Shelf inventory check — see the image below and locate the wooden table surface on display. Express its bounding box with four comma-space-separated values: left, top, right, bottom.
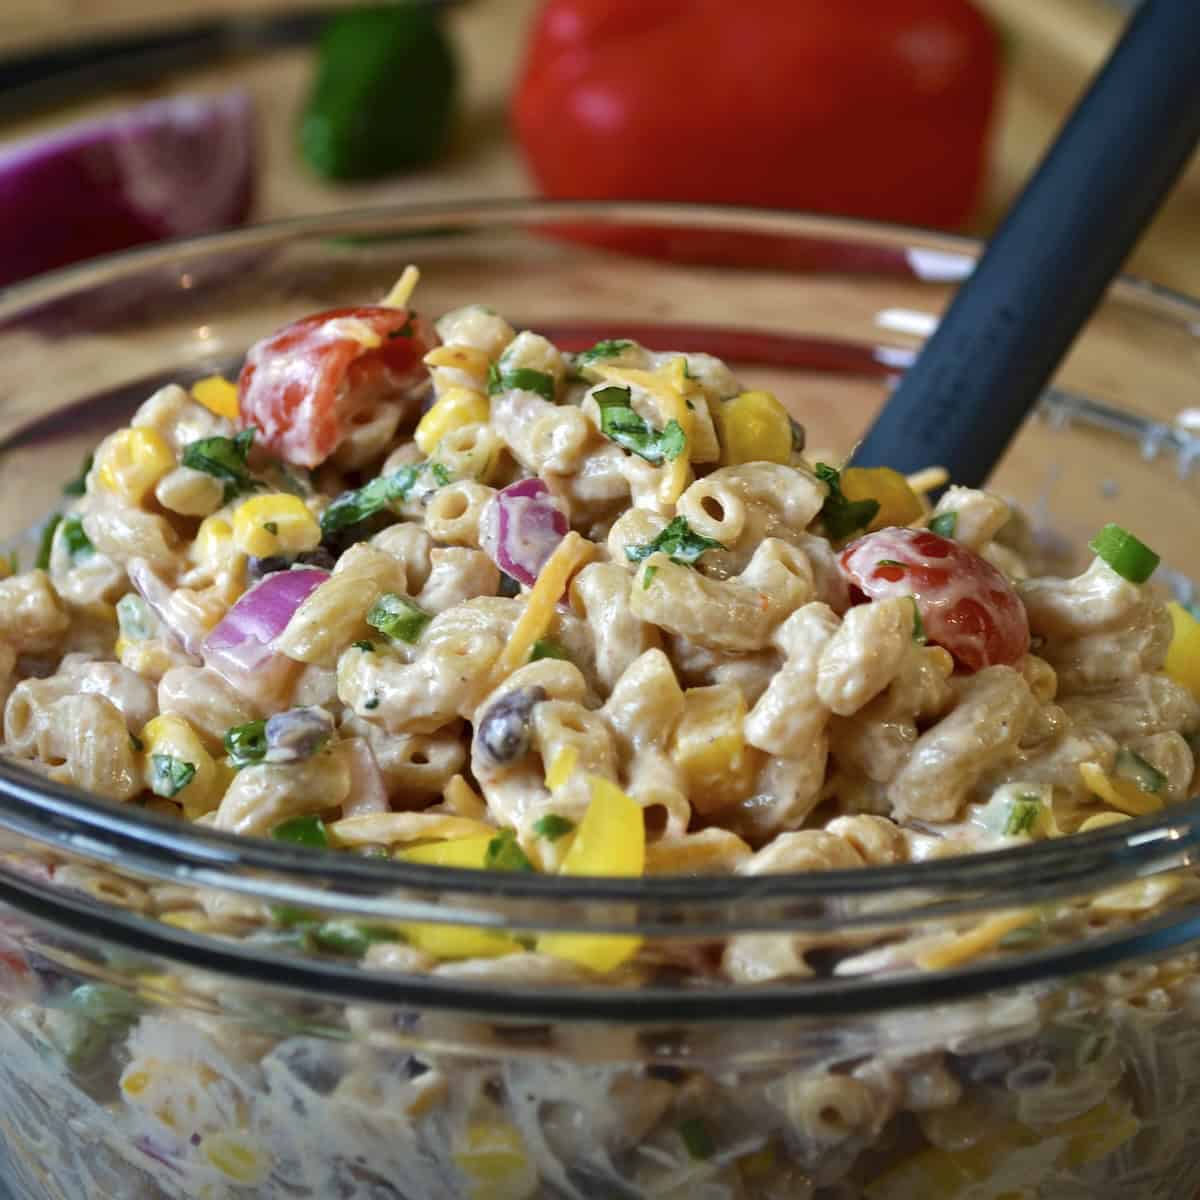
2, 0, 1199, 297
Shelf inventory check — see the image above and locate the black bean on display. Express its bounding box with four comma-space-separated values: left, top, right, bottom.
297, 546, 337, 571
473, 686, 547, 766
247, 555, 290, 580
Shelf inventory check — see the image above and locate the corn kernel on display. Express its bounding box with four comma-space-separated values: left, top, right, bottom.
717, 390, 793, 465
414, 387, 491, 455
141, 715, 224, 818
545, 745, 578, 792
96, 428, 175, 505
424, 345, 492, 376
538, 776, 644, 972
453, 1121, 538, 1200
1165, 602, 1200, 699
671, 684, 761, 814
841, 467, 926, 530
190, 375, 239, 421
231, 493, 320, 558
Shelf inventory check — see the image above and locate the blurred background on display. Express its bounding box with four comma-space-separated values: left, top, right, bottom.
0, 0, 1196, 294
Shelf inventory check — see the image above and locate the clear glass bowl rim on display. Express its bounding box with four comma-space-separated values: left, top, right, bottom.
2, 198, 1200, 1019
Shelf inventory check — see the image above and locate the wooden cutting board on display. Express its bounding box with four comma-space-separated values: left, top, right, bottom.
0, 0, 1197, 295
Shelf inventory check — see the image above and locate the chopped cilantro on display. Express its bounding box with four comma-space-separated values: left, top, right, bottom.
352, 640, 375, 652
643, 565, 658, 589
150, 755, 195, 798
626, 516, 724, 567
271, 814, 330, 849
320, 461, 445, 536
367, 593, 431, 644
62, 451, 94, 496
910, 597, 926, 644
225, 719, 268, 768
679, 1118, 714, 1159
533, 814, 574, 842
364, 696, 381, 711
576, 339, 633, 364
1004, 797, 1042, 836
182, 428, 259, 503
263, 521, 279, 536
876, 559, 904, 568
593, 385, 687, 465
35, 514, 62, 570
309, 920, 399, 957
530, 638, 569, 663
487, 364, 556, 403
484, 829, 534, 872
59, 516, 94, 561
814, 462, 879, 542
929, 511, 958, 538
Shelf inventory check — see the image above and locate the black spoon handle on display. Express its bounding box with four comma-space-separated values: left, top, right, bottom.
849, 0, 1200, 487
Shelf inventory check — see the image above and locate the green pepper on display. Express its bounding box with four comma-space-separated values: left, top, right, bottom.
299, 5, 458, 181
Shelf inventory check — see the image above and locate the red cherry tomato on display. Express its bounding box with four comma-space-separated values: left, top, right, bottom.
838, 527, 1030, 671
238, 306, 433, 468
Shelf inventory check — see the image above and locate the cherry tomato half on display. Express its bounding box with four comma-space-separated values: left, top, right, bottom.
838, 527, 1030, 671
238, 305, 433, 468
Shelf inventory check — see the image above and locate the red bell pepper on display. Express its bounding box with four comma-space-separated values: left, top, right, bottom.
513, 0, 1000, 231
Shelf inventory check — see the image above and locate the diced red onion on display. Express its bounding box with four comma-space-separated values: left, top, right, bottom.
339, 739, 390, 818
479, 477, 569, 588
127, 558, 205, 660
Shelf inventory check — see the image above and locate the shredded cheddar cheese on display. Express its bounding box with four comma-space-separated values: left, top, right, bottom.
491, 532, 594, 683
916, 909, 1038, 971
381, 264, 420, 308
592, 361, 693, 503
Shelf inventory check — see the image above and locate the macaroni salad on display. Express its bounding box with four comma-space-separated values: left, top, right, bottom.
2, 269, 1200, 1199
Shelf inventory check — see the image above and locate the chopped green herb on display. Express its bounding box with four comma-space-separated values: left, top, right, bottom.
150, 754, 196, 798
35, 513, 62, 570
364, 696, 381, 711
59, 516, 94, 562
593, 385, 687, 465
484, 829, 534, 873
271, 814, 330, 849
1004, 796, 1042, 836
679, 1118, 714, 1159
271, 903, 319, 929
367, 593, 432, 644
929, 511, 958, 538
814, 463, 879, 542
530, 637, 569, 663
62, 451, 94, 496
643, 565, 658, 588
310, 920, 399, 957
497, 572, 522, 598
182, 428, 258, 503
320, 461, 445, 536
225, 719, 268, 768
910, 597, 926, 644
1114, 747, 1167, 794
1088, 523, 1159, 584
352, 640, 375, 652
533, 814, 574, 842
876, 559, 905, 568
129, 734, 144, 753
388, 314, 416, 339
116, 594, 154, 641
681, 360, 694, 380
577, 339, 634, 365
263, 521, 279, 536
626, 516, 724, 567
487, 365, 556, 403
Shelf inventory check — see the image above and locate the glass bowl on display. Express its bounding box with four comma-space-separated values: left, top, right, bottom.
0, 201, 1199, 1200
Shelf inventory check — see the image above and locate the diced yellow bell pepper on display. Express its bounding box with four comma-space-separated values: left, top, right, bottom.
414, 387, 491, 455
192, 515, 241, 571
397, 835, 493, 868
1165, 602, 1200, 699
199, 1132, 269, 1186
140, 714, 226, 819
670, 684, 761, 814
453, 1121, 539, 1200
537, 776, 644, 973
1078, 761, 1163, 816
840, 466, 926, 530
717, 390, 793, 465
231, 493, 321, 558
96, 428, 175, 505
544, 745, 578, 792
190, 376, 239, 421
